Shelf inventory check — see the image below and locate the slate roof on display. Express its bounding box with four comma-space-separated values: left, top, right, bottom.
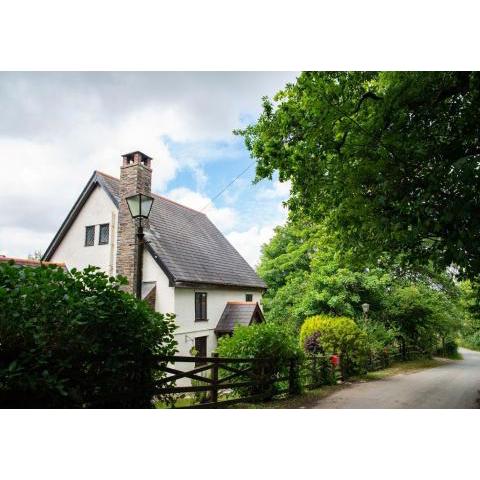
43, 171, 267, 290
215, 301, 265, 334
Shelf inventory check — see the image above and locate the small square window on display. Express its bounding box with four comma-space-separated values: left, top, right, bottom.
99, 223, 109, 245
85, 225, 95, 246
246, 293, 253, 302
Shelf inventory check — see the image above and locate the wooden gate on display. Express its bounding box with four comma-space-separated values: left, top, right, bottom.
155, 353, 293, 408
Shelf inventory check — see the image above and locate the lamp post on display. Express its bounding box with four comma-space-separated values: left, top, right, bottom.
361, 302, 370, 320
125, 193, 154, 299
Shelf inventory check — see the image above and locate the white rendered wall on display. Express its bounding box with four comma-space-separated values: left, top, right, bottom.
174, 288, 262, 356
49, 185, 264, 359
142, 249, 175, 314
50, 186, 118, 275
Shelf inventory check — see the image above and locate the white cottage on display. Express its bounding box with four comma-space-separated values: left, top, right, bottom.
42, 151, 266, 357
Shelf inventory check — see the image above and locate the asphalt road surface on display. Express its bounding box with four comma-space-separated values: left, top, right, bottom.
313, 348, 480, 409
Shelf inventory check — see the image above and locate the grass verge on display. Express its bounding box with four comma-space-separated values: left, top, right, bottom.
359, 357, 446, 381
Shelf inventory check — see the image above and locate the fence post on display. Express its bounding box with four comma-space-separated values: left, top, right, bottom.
401, 338, 406, 361
211, 352, 219, 404
288, 357, 298, 395
339, 354, 345, 382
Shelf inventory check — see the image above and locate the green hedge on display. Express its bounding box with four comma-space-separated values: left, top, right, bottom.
216, 322, 303, 398
299, 314, 367, 375
0, 263, 177, 408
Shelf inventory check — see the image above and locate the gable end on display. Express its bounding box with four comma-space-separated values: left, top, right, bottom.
42, 172, 118, 261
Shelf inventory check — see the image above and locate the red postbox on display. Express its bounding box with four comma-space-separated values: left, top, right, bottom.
330, 354, 340, 366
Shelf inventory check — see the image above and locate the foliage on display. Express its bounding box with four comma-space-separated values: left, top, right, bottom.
303, 331, 321, 354
461, 331, 480, 351
301, 353, 337, 387
191, 370, 211, 405
299, 315, 367, 375
437, 338, 458, 357
258, 220, 391, 329
358, 320, 398, 354
28, 250, 43, 261
458, 280, 480, 350
258, 218, 463, 355
383, 280, 461, 353
0, 262, 177, 408
216, 322, 302, 398
240, 71, 480, 279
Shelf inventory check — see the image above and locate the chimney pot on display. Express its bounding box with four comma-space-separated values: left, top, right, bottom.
122, 150, 152, 169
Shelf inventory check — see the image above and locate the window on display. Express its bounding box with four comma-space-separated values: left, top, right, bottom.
85, 225, 95, 246
99, 223, 110, 245
195, 292, 207, 321
194, 336, 208, 366
245, 293, 253, 302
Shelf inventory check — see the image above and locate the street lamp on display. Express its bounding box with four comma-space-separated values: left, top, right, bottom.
125, 193, 154, 299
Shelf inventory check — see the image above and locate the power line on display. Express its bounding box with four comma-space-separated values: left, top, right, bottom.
200, 160, 256, 212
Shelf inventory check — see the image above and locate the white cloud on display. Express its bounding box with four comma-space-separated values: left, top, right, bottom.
0, 226, 53, 258
225, 179, 289, 266
0, 114, 180, 257
0, 72, 297, 259
83, 107, 179, 191
166, 187, 237, 232
227, 225, 279, 268
256, 179, 291, 200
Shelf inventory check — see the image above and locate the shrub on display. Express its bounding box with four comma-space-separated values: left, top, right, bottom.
216, 322, 302, 398
435, 337, 459, 357
0, 263, 177, 408
384, 283, 462, 354
299, 314, 368, 375
358, 320, 398, 354
461, 331, 480, 351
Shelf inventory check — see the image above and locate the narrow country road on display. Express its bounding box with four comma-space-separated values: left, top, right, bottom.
313, 348, 480, 409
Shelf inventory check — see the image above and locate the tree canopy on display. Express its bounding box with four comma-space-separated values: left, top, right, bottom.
257, 218, 463, 352
239, 72, 480, 278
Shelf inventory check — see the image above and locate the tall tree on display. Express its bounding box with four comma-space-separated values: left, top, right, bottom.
239, 72, 480, 277
258, 218, 463, 349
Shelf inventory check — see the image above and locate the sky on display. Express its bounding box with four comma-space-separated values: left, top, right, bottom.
0, 72, 297, 267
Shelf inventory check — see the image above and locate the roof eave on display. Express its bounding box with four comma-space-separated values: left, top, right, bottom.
173, 280, 267, 291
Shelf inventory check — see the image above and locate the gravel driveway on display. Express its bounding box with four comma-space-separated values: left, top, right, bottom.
312, 348, 480, 409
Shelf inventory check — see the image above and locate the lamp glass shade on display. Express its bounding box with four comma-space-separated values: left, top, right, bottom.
361, 303, 370, 314
141, 194, 154, 218
126, 193, 154, 219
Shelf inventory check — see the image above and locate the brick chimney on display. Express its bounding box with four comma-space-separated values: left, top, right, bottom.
116, 151, 152, 293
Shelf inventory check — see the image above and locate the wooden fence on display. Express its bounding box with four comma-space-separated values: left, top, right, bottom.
155, 353, 294, 408
155, 347, 427, 408
365, 347, 424, 371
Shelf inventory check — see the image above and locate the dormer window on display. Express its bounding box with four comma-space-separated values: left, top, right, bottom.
99, 223, 110, 245
85, 225, 95, 246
